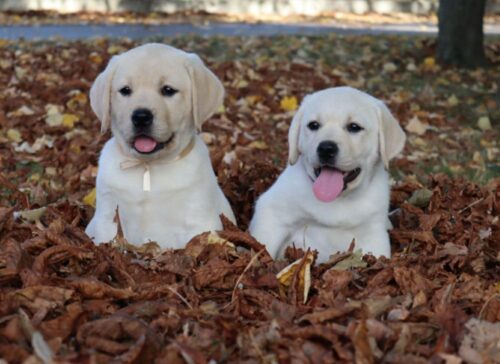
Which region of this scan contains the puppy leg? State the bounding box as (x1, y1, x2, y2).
(85, 190, 118, 244)
(249, 202, 291, 259)
(358, 226, 391, 258)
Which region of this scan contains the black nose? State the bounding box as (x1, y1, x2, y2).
(317, 141, 339, 163)
(131, 108, 153, 128)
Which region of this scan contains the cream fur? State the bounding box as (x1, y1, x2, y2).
(86, 43, 235, 248)
(250, 87, 406, 262)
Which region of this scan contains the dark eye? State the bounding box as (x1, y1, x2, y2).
(119, 86, 132, 96)
(161, 85, 178, 97)
(307, 121, 321, 131)
(347, 122, 364, 133)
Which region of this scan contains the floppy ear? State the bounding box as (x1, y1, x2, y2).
(376, 101, 406, 169)
(288, 107, 304, 165)
(90, 56, 118, 134)
(185, 54, 224, 131)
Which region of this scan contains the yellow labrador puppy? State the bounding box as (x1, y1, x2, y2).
(86, 43, 235, 248)
(250, 87, 406, 262)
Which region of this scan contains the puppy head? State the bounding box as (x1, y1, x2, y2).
(90, 43, 224, 160)
(288, 87, 406, 202)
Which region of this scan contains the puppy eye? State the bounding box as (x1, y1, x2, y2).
(307, 121, 321, 131)
(119, 86, 132, 96)
(347, 122, 364, 133)
(161, 85, 178, 97)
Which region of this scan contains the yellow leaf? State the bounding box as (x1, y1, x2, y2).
(248, 140, 268, 150)
(66, 92, 88, 109)
(45, 167, 57, 176)
(447, 95, 459, 107)
(477, 116, 492, 131)
(9, 105, 35, 117)
(235, 79, 249, 89)
(207, 232, 236, 249)
(472, 151, 484, 165)
(70, 144, 81, 154)
(13, 207, 46, 222)
(15, 66, 27, 80)
(424, 57, 435, 67)
(246, 95, 261, 105)
(107, 45, 125, 55)
(280, 96, 298, 112)
(7, 128, 22, 142)
(29, 173, 41, 182)
(422, 57, 438, 72)
(45, 104, 63, 126)
(83, 188, 96, 208)
(276, 251, 314, 304)
(383, 62, 397, 73)
(217, 104, 225, 114)
(89, 52, 103, 64)
(62, 114, 79, 128)
(330, 249, 368, 270)
(413, 137, 427, 147)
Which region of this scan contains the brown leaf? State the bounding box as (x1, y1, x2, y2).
(77, 315, 160, 362)
(352, 320, 374, 364)
(67, 277, 134, 300)
(298, 306, 355, 324)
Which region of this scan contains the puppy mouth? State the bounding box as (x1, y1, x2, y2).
(132, 134, 175, 154)
(312, 166, 361, 203)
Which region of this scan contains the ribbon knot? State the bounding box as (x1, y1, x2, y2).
(119, 137, 195, 192)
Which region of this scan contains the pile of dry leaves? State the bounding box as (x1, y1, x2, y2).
(0, 173, 498, 363)
(0, 35, 499, 363)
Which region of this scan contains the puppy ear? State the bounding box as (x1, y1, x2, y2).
(185, 54, 224, 132)
(288, 107, 303, 165)
(90, 56, 118, 134)
(377, 101, 406, 169)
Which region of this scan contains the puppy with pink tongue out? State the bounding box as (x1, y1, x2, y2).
(86, 43, 235, 248)
(250, 87, 406, 263)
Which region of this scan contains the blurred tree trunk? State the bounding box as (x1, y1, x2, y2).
(437, 0, 488, 68)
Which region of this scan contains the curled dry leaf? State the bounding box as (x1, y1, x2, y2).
(77, 315, 161, 362)
(276, 250, 314, 304)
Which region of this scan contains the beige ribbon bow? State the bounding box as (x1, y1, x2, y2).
(119, 137, 196, 192)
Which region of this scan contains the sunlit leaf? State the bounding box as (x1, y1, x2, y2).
(83, 188, 96, 208)
(477, 116, 492, 131)
(277, 251, 314, 304)
(280, 96, 298, 112)
(7, 128, 22, 142)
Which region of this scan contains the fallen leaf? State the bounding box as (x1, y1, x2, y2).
(477, 116, 492, 131)
(408, 188, 433, 208)
(276, 250, 314, 304)
(62, 113, 79, 128)
(280, 96, 298, 112)
(45, 104, 63, 126)
(330, 249, 368, 270)
(405, 116, 429, 136)
(83, 188, 96, 207)
(7, 128, 22, 142)
(13, 207, 46, 222)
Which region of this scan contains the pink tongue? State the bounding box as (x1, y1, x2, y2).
(313, 168, 344, 202)
(134, 136, 157, 153)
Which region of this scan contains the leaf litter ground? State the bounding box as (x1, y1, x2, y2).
(0, 34, 499, 363)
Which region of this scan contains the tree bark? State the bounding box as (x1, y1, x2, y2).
(437, 0, 488, 68)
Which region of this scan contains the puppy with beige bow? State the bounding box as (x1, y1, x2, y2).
(250, 87, 406, 262)
(86, 43, 235, 248)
